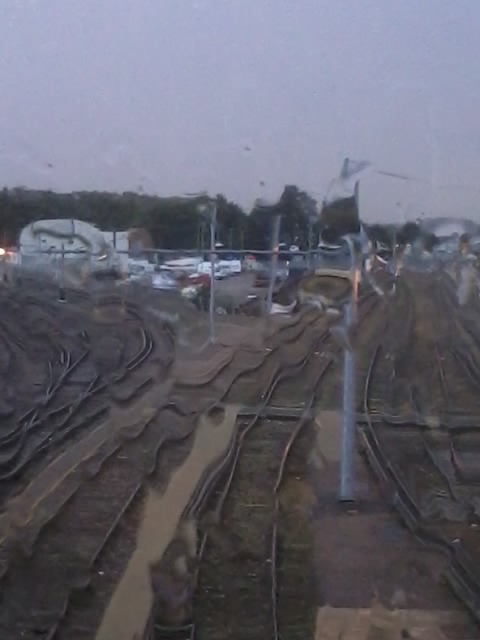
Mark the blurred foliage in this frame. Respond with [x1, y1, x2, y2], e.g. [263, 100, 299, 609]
[396, 221, 421, 246]
[0, 185, 437, 252]
[374, 220, 439, 251]
[365, 223, 396, 247]
[0, 185, 321, 250]
[422, 231, 439, 252]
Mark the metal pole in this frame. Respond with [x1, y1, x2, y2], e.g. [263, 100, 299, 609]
[339, 236, 359, 501]
[1, 252, 6, 283]
[307, 218, 313, 270]
[209, 201, 217, 343]
[266, 213, 281, 316]
[58, 243, 66, 302]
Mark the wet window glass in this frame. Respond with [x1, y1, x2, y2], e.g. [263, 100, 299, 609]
[1, 3, 480, 640]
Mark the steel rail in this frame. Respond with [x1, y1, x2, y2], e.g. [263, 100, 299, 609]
[152, 339, 336, 639]
[28, 308, 328, 638]
[152, 287, 381, 639]
[360, 285, 480, 624]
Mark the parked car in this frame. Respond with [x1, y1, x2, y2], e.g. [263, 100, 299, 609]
[187, 273, 211, 287]
[254, 262, 289, 287]
[243, 255, 258, 271]
[218, 258, 242, 275]
[197, 261, 230, 279]
[151, 272, 177, 290]
[92, 267, 123, 280]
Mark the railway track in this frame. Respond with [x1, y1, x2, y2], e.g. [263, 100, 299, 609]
[0, 284, 178, 638]
[354, 277, 416, 421]
[362, 272, 480, 426]
[142, 298, 382, 638]
[4, 269, 442, 639]
[0, 289, 170, 501]
[192, 418, 309, 640]
[359, 272, 480, 635]
[148, 335, 333, 640]
[146, 289, 384, 640]
[160, 270, 480, 640]
[264, 289, 383, 410]
[58, 311, 337, 640]
[433, 273, 480, 420]
[0, 277, 352, 638]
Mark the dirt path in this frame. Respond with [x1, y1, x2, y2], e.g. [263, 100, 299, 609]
[95, 404, 240, 640]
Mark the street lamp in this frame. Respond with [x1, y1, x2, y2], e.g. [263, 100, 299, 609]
[330, 230, 388, 502]
[318, 160, 380, 502]
[58, 243, 66, 302]
[307, 206, 319, 271]
[256, 197, 282, 317]
[0, 248, 6, 283]
[195, 196, 217, 343]
[337, 234, 359, 501]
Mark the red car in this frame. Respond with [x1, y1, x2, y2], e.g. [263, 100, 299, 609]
[187, 273, 211, 288]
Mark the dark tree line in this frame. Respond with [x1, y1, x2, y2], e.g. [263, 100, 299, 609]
[0, 185, 440, 252]
[366, 220, 439, 251]
[0, 185, 321, 251]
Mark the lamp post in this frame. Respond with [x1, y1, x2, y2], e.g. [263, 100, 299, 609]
[0, 248, 6, 283]
[330, 232, 386, 502]
[307, 207, 319, 272]
[192, 193, 217, 344]
[338, 234, 359, 501]
[307, 217, 313, 271]
[58, 243, 66, 302]
[266, 212, 282, 317]
[208, 200, 217, 343]
[255, 196, 282, 318]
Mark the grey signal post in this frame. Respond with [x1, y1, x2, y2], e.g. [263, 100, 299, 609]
[338, 235, 360, 501]
[337, 233, 386, 501]
[266, 212, 282, 317]
[190, 192, 217, 345]
[58, 243, 66, 302]
[208, 200, 217, 343]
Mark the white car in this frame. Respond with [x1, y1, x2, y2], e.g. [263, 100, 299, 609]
[197, 262, 230, 279]
[151, 273, 177, 290]
[218, 259, 242, 275]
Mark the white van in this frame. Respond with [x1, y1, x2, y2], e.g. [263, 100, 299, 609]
[197, 261, 229, 279]
[218, 259, 242, 275]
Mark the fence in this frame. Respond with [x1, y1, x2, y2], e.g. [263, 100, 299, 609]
[5, 243, 340, 328]
[1, 238, 380, 502]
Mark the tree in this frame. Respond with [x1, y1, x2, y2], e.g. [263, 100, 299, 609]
[244, 198, 273, 250]
[277, 185, 318, 248]
[245, 185, 318, 251]
[397, 221, 420, 246]
[422, 231, 438, 253]
[215, 194, 247, 249]
[366, 223, 396, 248]
[0, 185, 321, 252]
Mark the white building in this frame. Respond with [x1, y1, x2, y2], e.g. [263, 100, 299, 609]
[101, 230, 129, 270]
[18, 219, 120, 275]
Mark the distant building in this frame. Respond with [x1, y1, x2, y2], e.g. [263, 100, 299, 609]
[18, 220, 156, 280]
[101, 227, 154, 269]
[127, 227, 154, 257]
[19, 219, 119, 276]
[20, 219, 110, 257]
[101, 230, 129, 270]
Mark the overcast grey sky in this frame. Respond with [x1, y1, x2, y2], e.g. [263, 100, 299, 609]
[1, 0, 480, 221]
